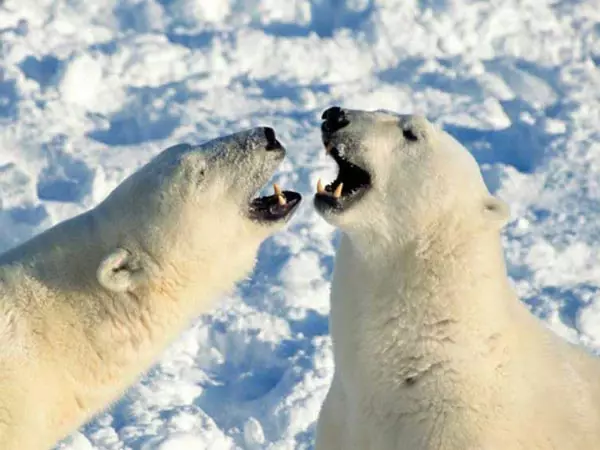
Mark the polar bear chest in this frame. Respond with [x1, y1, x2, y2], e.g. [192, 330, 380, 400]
[327, 238, 510, 449]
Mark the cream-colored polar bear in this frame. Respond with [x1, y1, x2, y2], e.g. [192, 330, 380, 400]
[0, 127, 301, 450]
[313, 107, 600, 450]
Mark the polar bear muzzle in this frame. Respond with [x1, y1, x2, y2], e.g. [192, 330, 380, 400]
[314, 107, 372, 214]
[244, 127, 302, 223]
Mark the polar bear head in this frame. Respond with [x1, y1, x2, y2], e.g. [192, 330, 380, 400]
[314, 107, 509, 245]
[94, 127, 301, 298]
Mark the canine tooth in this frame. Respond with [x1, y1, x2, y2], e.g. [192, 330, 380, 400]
[333, 183, 343, 199]
[277, 194, 287, 206]
[317, 179, 325, 194]
[273, 183, 283, 197]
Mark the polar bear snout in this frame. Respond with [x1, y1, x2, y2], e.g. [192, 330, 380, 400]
[222, 127, 302, 224]
[193, 127, 302, 225]
[263, 126, 283, 151]
[314, 107, 373, 218]
[321, 106, 350, 134]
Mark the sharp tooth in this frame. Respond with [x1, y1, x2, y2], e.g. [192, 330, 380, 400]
[273, 183, 283, 197]
[277, 194, 287, 206]
[317, 178, 325, 194]
[325, 142, 333, 153]
[333, 183, 343, 199]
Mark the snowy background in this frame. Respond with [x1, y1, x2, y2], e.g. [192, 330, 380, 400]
[1, 0, 600, 448]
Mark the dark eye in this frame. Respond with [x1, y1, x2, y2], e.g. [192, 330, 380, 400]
[403, 128, 419, 142]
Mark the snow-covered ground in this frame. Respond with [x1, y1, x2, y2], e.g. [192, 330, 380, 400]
[1, 0, 600, 448]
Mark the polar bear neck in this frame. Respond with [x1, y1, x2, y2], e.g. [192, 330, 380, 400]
[0, 207, 259, 438]
[329, 218, 526, 401]
[336, 216, 514, 305]
[0, 209, 241, 383]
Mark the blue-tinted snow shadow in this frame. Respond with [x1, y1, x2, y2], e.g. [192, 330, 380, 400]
[89, 115, 180, 146]
[242, 237, 295, 296]
[0, 163, 48, 253]
[36, 135, 95, 203]
[0, 135, 94, 250]
[165, 30, 215, 49]
[445, 98, 554, 178]
[199, 220, 332, 444]
[261, 0, 375, 39]
[197, 362, 285, 406]
[0, 78, 18, 119]
[522, 284, 600, 332]
[380, 57, 487, 100]
[162, 0, 376, 39]
[87, 82, 197, 146]
[19, 55, 62, 88]
[237, 219, 336, 310]
[191, 334, 290, 440]
[419, 0, 452, 10]
[192, 327, 323, 446]
[0, 205, 48, 255]
[242, 76, 332, 103]
[382, 55, 563, 107]
[4, 205, 47, 225]
[114, 0, 165, 34]
[0, 17, 28, 36]
[88, 39, 119, 55]
[379, 56, 567, 181]
[289, 308, 329, 338]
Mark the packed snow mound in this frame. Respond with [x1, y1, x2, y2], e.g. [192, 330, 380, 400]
[1, 0, 600, 448]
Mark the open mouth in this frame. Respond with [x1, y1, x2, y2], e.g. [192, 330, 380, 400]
[314, 145, 372, 212]
[249, 183, 302, 223]
[247, 127, 302, 223]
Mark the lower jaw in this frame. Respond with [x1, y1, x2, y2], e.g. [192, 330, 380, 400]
[248, 191, 302, 223]
[313, 188, 369, 214]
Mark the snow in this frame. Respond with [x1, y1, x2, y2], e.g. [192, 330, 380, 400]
[1, 0, 600, 448]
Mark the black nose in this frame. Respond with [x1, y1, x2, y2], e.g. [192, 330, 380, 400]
[321, 106, 350, 133]
[264, 127, 282, 151]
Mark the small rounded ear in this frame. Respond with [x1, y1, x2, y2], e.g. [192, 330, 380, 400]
[97, 248, 144, 293]
[483, 196, 510, 228]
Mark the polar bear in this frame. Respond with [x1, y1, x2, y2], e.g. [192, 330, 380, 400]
[313, 107, 600, 450]
[0, 127, 301, 449]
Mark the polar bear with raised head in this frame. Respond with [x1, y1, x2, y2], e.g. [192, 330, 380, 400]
[313, 106, 600, 450]
[0, 127, 301, 449]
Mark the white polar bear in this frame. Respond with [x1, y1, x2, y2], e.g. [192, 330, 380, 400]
[0, 127, 301, 450]
[313, 107, 600, 450]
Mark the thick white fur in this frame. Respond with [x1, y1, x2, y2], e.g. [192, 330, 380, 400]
[0, 130, 289, 449]
[315, 110, 600, 450]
